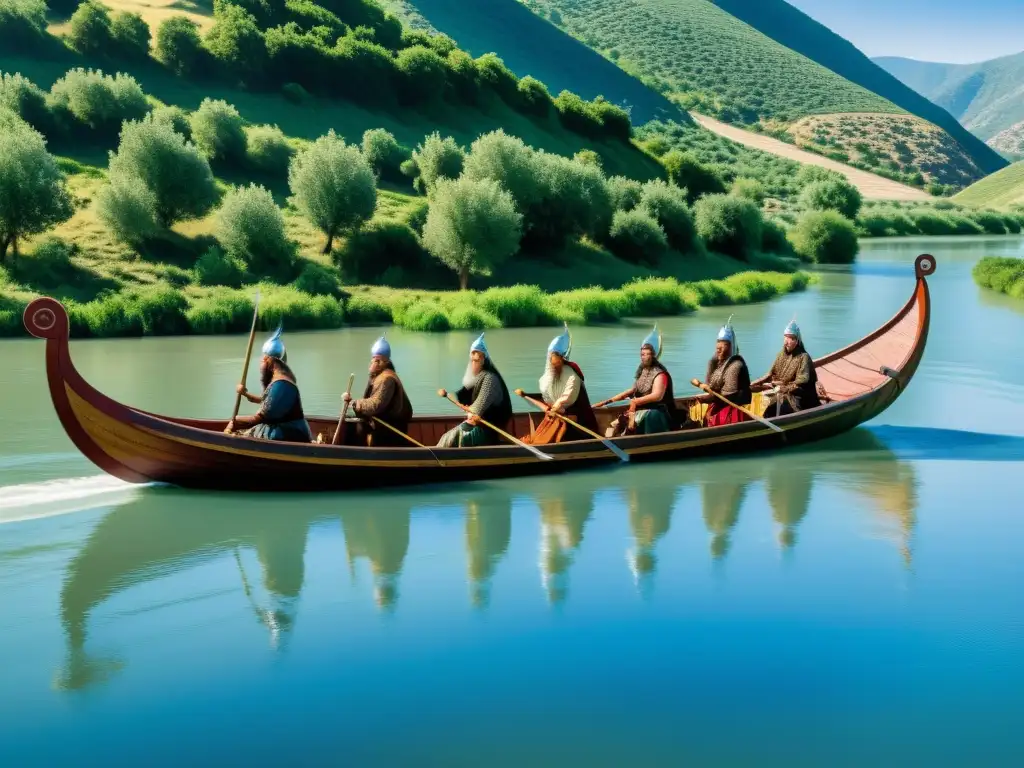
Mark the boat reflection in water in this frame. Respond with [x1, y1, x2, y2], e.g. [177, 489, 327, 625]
[54, 428, 921, 692]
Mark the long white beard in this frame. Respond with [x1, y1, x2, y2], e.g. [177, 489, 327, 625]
[462, 363, 481, 390]
[538, 362, 567, 404]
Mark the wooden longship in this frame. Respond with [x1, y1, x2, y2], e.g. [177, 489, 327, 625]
[22, 255, 936, 492]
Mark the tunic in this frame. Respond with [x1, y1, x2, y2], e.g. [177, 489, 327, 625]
[609, 363, 679, 436]
[755, 345, 821, 415]
[244, 379, 312, 443]
[704, 355, 752, 427]
[522, 361, 601, 444]
[350, 369, 414, 447]
[437, 369, 511, 448]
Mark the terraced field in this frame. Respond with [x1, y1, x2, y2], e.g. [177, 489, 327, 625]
[954, 163, 1024, 209]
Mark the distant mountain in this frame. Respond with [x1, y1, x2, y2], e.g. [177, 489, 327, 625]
[874, 52, 1024, 144]
[708, 0, 1006, 176]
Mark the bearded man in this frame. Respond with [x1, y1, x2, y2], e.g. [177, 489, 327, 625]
[520, 323, 600, 445]
[341, 333, 414, 447]
[226, 324, 312, 443]
[753, 318, 822, 417]
[437, 333, 513, 448]
[597, 324, 683, 437]
[695, 315, 753, 427]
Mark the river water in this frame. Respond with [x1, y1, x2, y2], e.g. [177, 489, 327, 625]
[1, 237, 1022, 764]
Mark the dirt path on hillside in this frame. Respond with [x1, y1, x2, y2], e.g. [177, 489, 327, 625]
[690, 113, 933, 201]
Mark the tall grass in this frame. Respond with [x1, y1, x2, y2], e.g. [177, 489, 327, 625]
[972, 256, 1024, 300]
[854, 201, 1024, 238]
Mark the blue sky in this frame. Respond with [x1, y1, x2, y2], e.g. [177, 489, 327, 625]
[787, 0, 1024, 64]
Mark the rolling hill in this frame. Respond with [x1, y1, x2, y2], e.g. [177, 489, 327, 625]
[874, 52, 1024, 145]
[954, 163, 1024, 209]
[496, 0, 1000, 190]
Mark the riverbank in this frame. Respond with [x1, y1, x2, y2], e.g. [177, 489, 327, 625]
[972, 256, 1024, 300]
[0, 270, 812, 338]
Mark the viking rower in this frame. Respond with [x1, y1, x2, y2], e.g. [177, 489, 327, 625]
[227, 325, 312, 442]
[342, 333, 414, 447]
[753, 317, 821, 417]
[695, 315, 753, 427]
[521, 323, 600, 445]
[599, 324, 683, 437]
[437, 333, 513, 448]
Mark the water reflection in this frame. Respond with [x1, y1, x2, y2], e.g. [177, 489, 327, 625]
[54, 428, 926, 692]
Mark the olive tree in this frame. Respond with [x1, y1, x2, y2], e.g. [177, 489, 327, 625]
[410, 131, 464, 192]
[105, 113, 218, 229]
[287, 129, 377, 253]
[218, 183, 295, 281]
[0, 112, 74, 263]
[422, 176, 522, 290]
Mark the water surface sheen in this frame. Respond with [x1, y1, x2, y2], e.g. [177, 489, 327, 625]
[1, 238, 1022, 765]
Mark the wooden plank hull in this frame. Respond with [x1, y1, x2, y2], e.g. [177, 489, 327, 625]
[22, 256, 936, 492]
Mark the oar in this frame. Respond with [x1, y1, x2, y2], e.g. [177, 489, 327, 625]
[370, 417, 446, 467]
[230, 289, 261, 424]
[330, 373, 356, 445]
[514, 389, 629, 463]
[438, 389, 554, 462]
[690, 378, 785, 435]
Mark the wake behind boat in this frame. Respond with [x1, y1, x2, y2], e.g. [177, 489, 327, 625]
[21, 255, 936, 492]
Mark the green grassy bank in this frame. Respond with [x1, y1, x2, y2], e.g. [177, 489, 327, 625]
[972, 257, 1024, 300]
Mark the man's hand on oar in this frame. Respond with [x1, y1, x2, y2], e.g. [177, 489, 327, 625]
[514, 388, 629, 463]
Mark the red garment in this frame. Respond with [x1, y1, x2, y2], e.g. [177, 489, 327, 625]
[706, 401, 751, 427]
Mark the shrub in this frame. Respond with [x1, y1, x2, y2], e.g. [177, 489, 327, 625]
[554, 90, 601, 137]
[193, 245, 245, 287]
[0, 0, 47, 52]
[607, 208, 667, 265]
[478, 285, 555, 326]
[970, 210, 1008, 235]
[218, 183, 295, 281]
[661, 150, 726, 202]
[288, 129, 377, 253]
[96, 173, 159, 245]
[331, 35, 396, 105]
[731, 177, 766, 204]
[393, 300, 450, 331]
[422, 176, 523, 290]
[394, 46, 448, 106]
[190, 98, 247, 165]
[517, 76, 551, 116]
[281, 81, 309, 104]
[410, 132, 464, 192]
[256, 286, 342, 330]
[475, 53, 519, 105]
[344, 294, 392, 324]
[761, 217, 793, 256]
[972, 256, 1024, 298]
[203, 1, 266, 81]
[444, 49, 479, 104]
[184, 288, 254, 333]
[621, 277, 693, 315]
[246, 124, 293, 175]
[293, 260, 341, 296]
[589, 96, 632, 141]
[341, 220, 432, 285]
[607, 175, 643, 211]
[0, 73, 51, 134]
[110, 11, 151, 61]
[47, 69, 150, 140]
[151, 105, 191, 139]
[796, 165, 845, 186]
[693, 194, 763, 260]
[0, 113, 74, 263]
[68, 1, 113, 56]
[799, 177, 863, 219]
[157, 16, 206, 77]
[640, 179, 695, 252]
[527, 151, 614, 246]
[106, 113, 218, 228]
[789, 210, 859, 264]
[361, 128, 409, 184]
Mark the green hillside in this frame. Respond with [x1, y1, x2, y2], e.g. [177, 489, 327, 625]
[708, 0, 1006, 176]
[874, 52, 1024, 144]
[954, 163, 1024, 209]
[507, 0, 993, 190]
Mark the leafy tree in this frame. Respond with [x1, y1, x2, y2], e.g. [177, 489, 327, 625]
[47, 69, 150, 139]
[410, 132, 465, 192]
[361, 128, 409, 184]
[203, 1, 266, 80]
[105, 113, 218, 229]
[0, 113, 74, 263]
[156, 16, 205, 76]
[517, 76, 551, 116]
[394, 46, 448, 106]
[799, 177, 863, 219]
[462, 129, 542, 211]
[640, 179, 695, 251]
[608, 208, 667, 265]
[693, 193, 763, 260]
[0, 73, 51, 134]
[0, 0, 48, 52]
[110, 11, 152, 61]
[218, 183, 295, 281]
[96, 173, 159, 246]
[151, 105, 192, 139]
[607, 175, 643, 211]
[190, 98, 247, 164]
[422, 176, 522, 290]
[789, 210, 859, 264]
[68, 1, 113, 55]
[661, 150, 726, 202]
[288, 129, 377, 253]
[247, 124, 294, 175]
